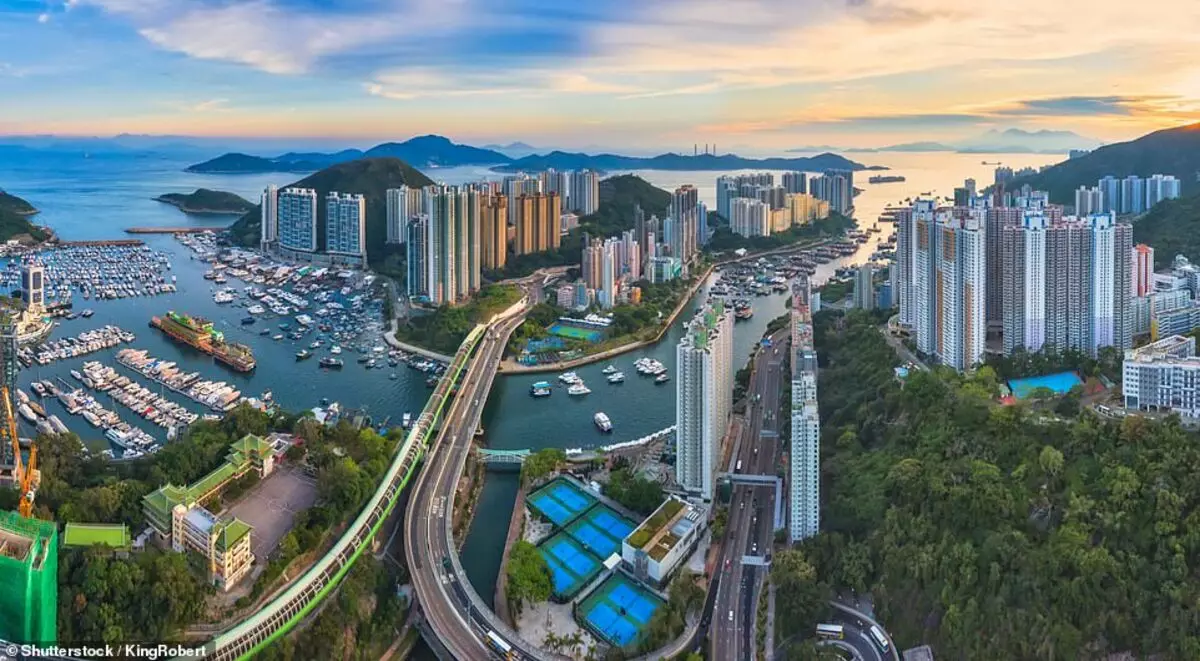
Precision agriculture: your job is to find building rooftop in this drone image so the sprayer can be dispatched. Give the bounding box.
[212,518,252,553]
[62,523,131,549]
[625,498,703,562]
[1128,334,1198,362]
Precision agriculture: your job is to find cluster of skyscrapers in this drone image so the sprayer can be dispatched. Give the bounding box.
[1075,174,1181,215]
[675,300,733,501]
[580,230,642,309]
[260,185,367,266]
[716,172,834,238]
[895,188,1135,372]
[789,276,820,542]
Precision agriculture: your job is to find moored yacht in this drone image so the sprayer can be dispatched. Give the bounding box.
[594,412,612,432]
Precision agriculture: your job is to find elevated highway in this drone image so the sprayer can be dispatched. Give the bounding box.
[405,312,569,661]
[168,325,489,661]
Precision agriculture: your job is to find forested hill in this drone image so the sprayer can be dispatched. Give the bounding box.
[1005,121,1200,203]
[1130,192,1200,268]
[0,189,48,242]
[154,189,255,215]
[228,157,435,264]
[801,311,1200,659]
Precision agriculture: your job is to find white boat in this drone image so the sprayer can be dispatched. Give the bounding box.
[247,305,265,315]
[18,403,38,423]
[330,345,342,354]
[402,412,412,428]
[567,383,591,396]
[601,365,617,374]
[213,291,234,304]
[607,372,625,384]
[559,371,580,384]
[594,412,612,432]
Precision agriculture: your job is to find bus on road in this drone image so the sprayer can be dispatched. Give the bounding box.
[816,623,844,639]
[486,631,515,659]
[869,624,891,653]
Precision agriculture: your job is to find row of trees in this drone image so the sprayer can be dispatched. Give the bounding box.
[803,310,1200,659]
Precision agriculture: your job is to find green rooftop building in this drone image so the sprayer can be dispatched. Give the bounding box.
[0,511,57,645]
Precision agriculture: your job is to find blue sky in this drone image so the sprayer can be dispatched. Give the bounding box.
[2,0,1199,150]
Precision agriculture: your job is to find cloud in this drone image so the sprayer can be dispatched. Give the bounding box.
[37,13,49,23]
[989,95,1179,117]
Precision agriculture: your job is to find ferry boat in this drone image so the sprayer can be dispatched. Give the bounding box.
[150,311,256,372]
[319,357,344,369]
[567,383,591,396]
[594,412,612,432]
[607,372,625,384]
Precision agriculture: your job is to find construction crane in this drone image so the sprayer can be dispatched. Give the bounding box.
[2,386,37,518]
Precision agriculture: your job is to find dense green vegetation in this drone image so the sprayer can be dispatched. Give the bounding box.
[228,157,435,264]
[8,403,405,644]
[1130,192,1200,269]
[519,448,566,486]
[394,284,522,353]
[154,188,255,215]
[983,345,1122,384]
[769,549,833,653]
[507,302,563,353]
[506,540,553,612]
[705,212,854,253]
[259,555,404,661]
[802,310,1200,659]
[0,189,48,242]
[602,464,665,516]
[1004,121,1200,204]
[633,571,704,654]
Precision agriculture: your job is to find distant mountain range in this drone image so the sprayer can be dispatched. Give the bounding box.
[481,141,540,157]
[185,134,875,175]
[1002,122,1200,204]
[790,128,1103,155]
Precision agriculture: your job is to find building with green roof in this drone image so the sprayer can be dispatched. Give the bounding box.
[0,511,57,645]
[140,435,274,591]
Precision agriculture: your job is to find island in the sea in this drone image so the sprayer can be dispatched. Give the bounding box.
[154,189,256,215]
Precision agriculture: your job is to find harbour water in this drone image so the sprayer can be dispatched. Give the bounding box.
[0,147,1062,635]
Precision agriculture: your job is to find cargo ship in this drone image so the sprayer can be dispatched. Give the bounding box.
[150,311,256,372]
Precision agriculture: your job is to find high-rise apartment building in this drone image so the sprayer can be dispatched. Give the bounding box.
[569,170,600,216]
[1145,174,1182,209]
[985,206,1021,325]
[1121,175,1146,214]
[481,194,508,271]
[325,193,367,264]
[1133,244,1155,297]
[812,169,853,215]
[671,185,700,265]
[730,198,770,237]
[907,201,985,371]
[599,239,617,309]
[782,171,807,195]
[1075,186,1104,215]
[675,301,733,501]
[406,214,428,299]
[386,185,424,245]
[894,206,915,327]
[277,188,318,254]
[1003,211,1132,356]
[512,193,561,256]
[789,276,819,542]
[260,185,279,251]
[854,263,875,310]
[715,173,774,220]
[452,186,482,299]
[1099,176,1120,214]
[424,186,457,305]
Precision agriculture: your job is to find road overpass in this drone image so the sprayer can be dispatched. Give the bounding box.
[165,326,490,661]
[405,311,571,661]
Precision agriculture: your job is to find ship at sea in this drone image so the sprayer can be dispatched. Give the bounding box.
[150,310,256,372]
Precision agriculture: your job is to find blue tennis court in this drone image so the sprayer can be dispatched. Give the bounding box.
[566,505,637,558]
[577,573,665,648]
[537,532,603,599]
[526,478,597,527]
[1008,371,1083,399]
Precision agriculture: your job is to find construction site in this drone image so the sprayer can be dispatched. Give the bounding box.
[0,308,57,645]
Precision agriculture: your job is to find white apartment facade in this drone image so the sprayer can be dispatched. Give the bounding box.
[277,187,318,254]
[1123,335,1200,419]
[675,302,733,501]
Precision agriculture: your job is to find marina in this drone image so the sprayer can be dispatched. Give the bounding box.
[0,246,176,302]
[19,325,135,366]
[115,348,253,413]
[76,361,199,430]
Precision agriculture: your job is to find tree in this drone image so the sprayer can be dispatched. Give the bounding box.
[603,468,664,516]
[506,541,553,611]
[770,549,831,640]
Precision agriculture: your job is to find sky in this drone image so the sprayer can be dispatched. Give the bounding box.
[2,0,1200,152]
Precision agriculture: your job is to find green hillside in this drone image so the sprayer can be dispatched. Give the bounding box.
[1130,193,1200,268]
[0,190,48,242]
[1005,122,1200,204]
[228,157,435,265]
[154,189,255,215]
